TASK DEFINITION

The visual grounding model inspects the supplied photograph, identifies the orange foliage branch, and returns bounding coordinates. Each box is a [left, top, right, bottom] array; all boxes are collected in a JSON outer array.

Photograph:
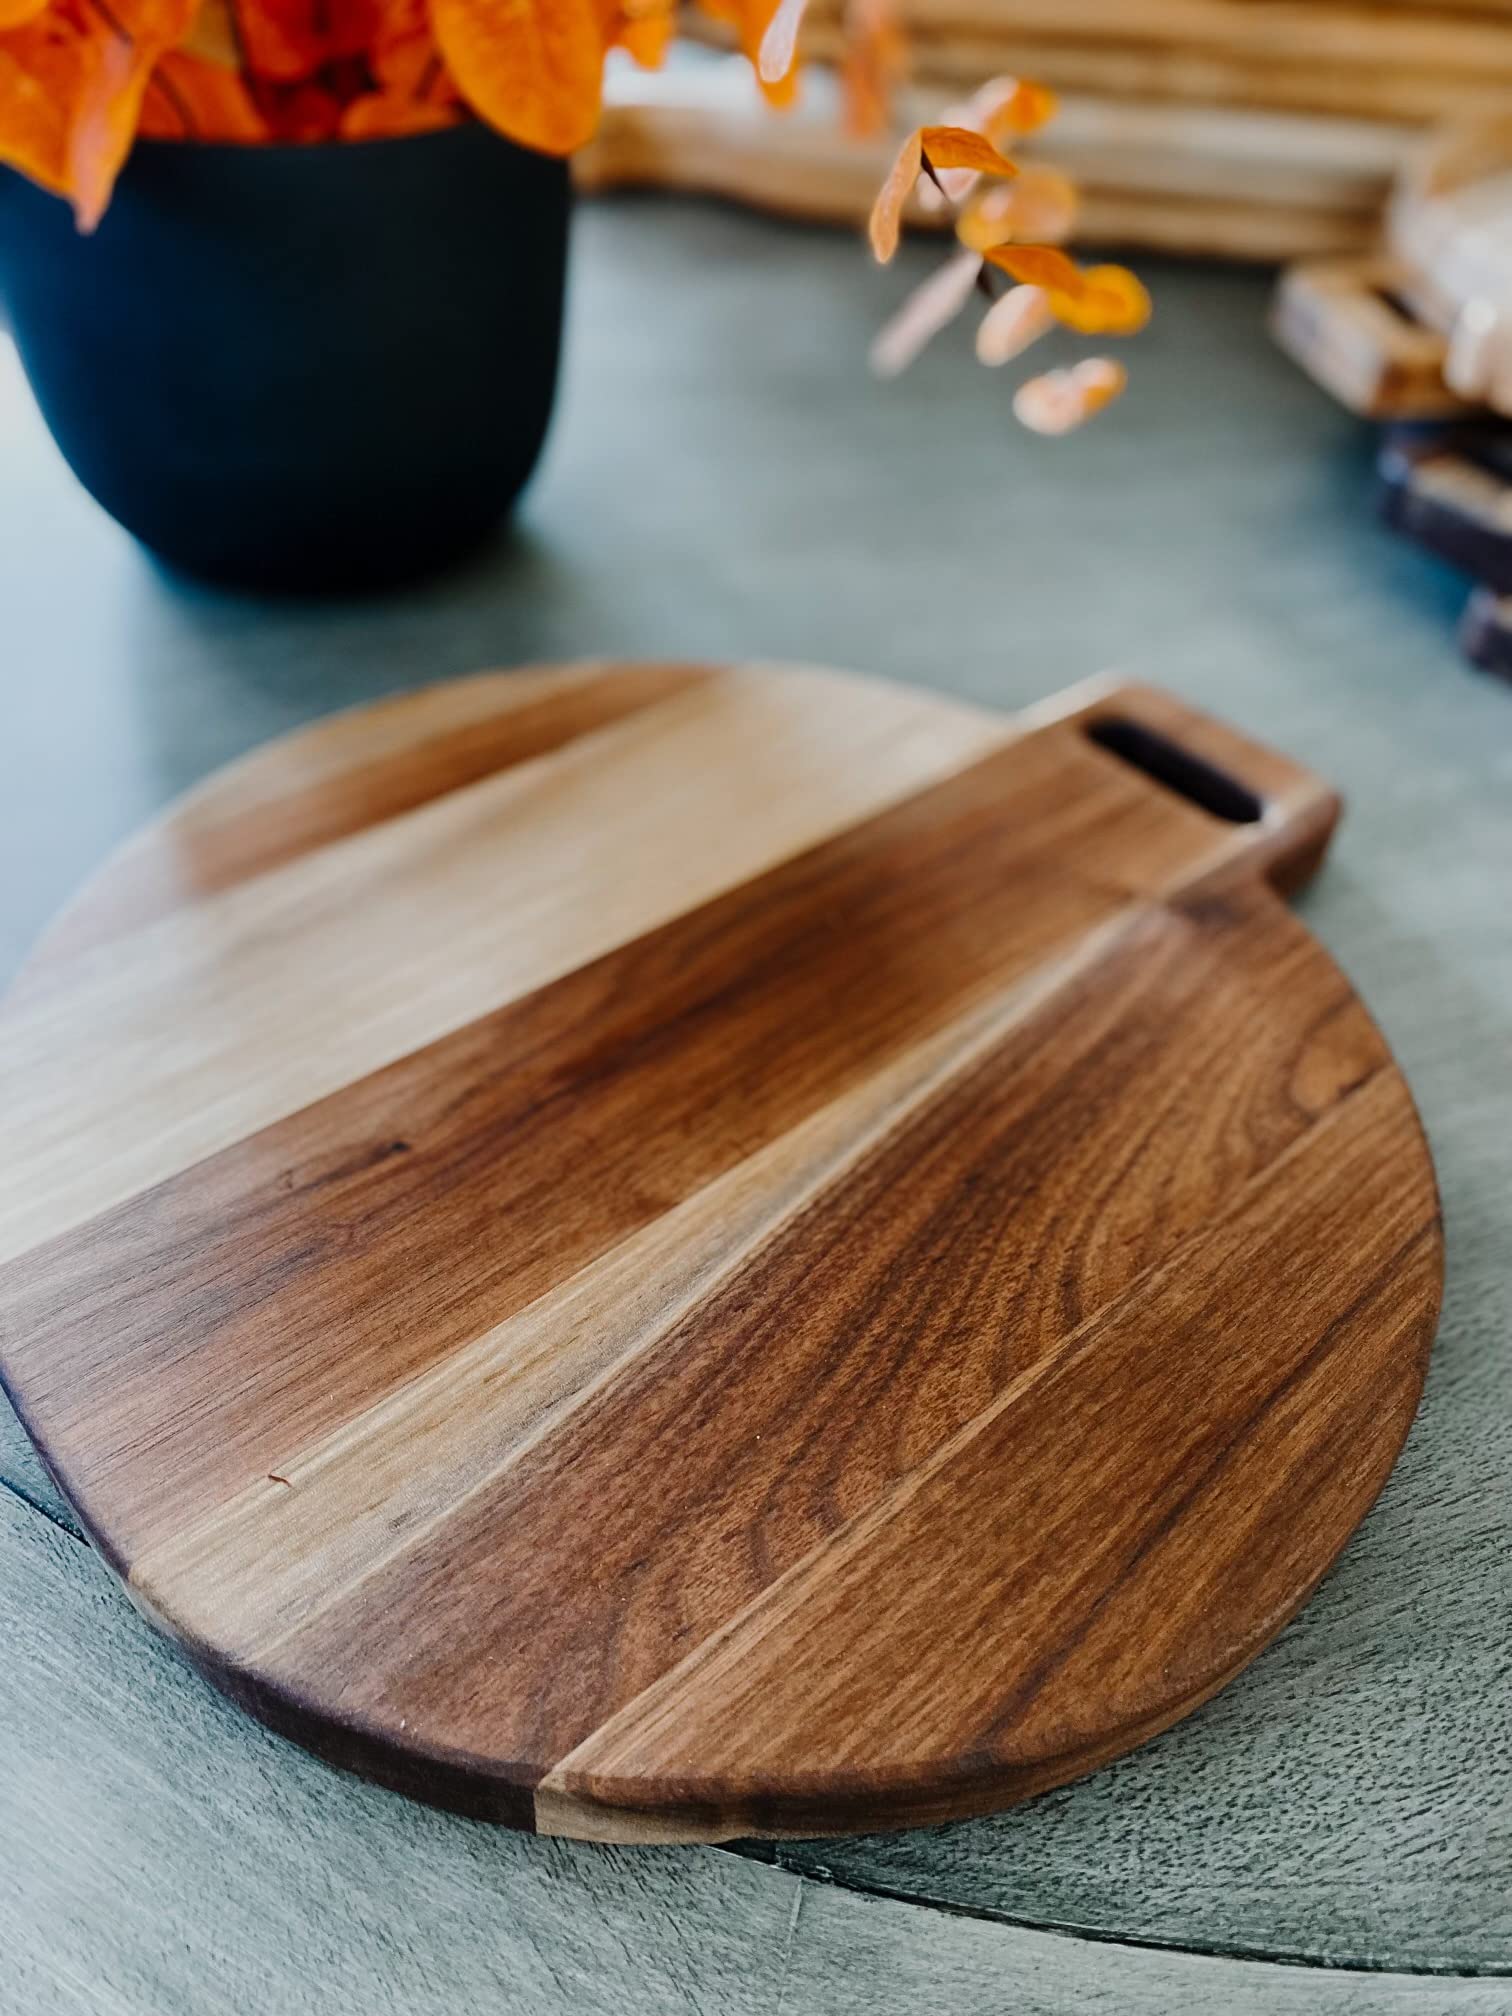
[[865, 73, 1149, 431], [0, 0, 1151, 433]]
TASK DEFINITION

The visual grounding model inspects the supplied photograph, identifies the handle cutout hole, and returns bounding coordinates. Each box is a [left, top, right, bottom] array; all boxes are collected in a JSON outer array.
[[1086, 717, 1264, 824]]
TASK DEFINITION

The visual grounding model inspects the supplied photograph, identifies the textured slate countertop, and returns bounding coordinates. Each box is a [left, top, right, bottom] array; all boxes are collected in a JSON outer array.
[[1, 197, 1508, 2012]]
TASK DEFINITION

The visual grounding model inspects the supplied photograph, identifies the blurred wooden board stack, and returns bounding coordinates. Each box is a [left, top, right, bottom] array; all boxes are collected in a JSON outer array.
[[1388, 115, 1512, 404], [793, 0, 1512, 125], [1269, 255, 1471, 417], [592, 0, 1512, 259], [1379, 424, 1512, 591], [1273, 122, 1512, 419], [583, 50, 1407, 258], [1379, 425, 1512, 679], [1272, 121, 1512, 684], [1459, 582, 1512, 675]]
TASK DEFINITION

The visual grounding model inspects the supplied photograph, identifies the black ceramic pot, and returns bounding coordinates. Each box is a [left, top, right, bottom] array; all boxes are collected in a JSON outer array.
[[0, 125, 569, 591]]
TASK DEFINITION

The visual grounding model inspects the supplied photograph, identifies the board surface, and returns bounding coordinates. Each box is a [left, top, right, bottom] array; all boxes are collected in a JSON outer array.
[[0, 661, 1443, 1843]]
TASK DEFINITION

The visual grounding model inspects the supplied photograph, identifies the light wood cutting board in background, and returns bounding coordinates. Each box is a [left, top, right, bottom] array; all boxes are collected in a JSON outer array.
[[578, 56, 1406, 259], [0, 663, 1443, 1842]]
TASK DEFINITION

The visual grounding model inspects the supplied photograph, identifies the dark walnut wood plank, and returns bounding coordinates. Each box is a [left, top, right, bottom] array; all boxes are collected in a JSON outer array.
[[0, 663, 1442, 1842], [540, 1072, 1439, 1841], [239, 887, 1391, 1783]]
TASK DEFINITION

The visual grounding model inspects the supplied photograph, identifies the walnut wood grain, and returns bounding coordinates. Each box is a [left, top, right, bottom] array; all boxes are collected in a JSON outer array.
[[0, 662, 1442, 1842], [0, 662, 1005, 1267], [18, 661, 713, 988]]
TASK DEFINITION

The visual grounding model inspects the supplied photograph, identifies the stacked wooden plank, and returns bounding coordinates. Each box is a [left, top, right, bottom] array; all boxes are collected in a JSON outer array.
[[795, 0, 1512, 124], [1269, 254, 1471, 415], [641, 0, 1512, 257], [1271, 120, 1512, 681], [584, 48, 1407, 258]]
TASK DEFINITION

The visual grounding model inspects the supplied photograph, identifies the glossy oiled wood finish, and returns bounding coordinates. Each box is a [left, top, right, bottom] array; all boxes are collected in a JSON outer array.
[[18, 660, 711, 985], [0, 662, 1443, 1843]]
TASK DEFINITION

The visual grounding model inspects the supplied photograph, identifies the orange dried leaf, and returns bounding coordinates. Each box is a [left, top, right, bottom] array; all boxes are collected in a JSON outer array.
[[756, 59, 797, 106], [982, 75, 1056, 144], [256, 76, 347, 136], [1075, 356, 1127, 411], [432, 0, 606, 155], [912, 162, 949, 212], [62, 0, 198, 228], [1013, 369, 1081, 435], [175, 0, 240, 69], [871, 121, 1014, 258], [839, 0, 903, 139], [1072, 262, 1152, 335], [698, 0, 797, 104], [956, 163, 1076, 252], [870, 247, 981, 378], [341, 88, 460, 135], [955, 182, 1014, 252], [1014, 356, 1127, 434], [114, 0, 203, 52], [138, 48, 268, 134], [756, 0, 804, 83], [234, 0, 377, 82], [614, 0, 675, 67], [988, 247, 1149, 334], [0, 21, 77, 195], [975, 281, 1052, 365], [1045, 282, 1146, 335], [868, 122, 919, 262], [912, 78, 1023, 203], [839, 40, 884, 136], [1003, 162, 1076, 244], [67, 42, 155, 227], [983, 241, 1080, 293], [368, 0, 439, 91], [917, 123, 1014, 178]]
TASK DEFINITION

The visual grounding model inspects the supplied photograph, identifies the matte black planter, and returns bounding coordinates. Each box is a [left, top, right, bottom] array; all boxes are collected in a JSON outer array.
[[0, 126, 569, 591]]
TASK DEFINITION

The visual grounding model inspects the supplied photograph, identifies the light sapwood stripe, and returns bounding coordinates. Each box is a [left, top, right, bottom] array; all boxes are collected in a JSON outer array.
[[16, 662, 715, 988], [0, 664, 1011, 1269], [129, 908, 1150, 1662], [536, 1070, 1432, 1839]]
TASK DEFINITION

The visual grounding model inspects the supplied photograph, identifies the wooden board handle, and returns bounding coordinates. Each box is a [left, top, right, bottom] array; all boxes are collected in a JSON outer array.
[[1031, 676, 1343, 898]]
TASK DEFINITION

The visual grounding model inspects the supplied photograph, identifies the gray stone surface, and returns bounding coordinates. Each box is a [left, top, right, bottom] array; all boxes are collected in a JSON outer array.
[[1, 197, 1508, 2001], [3, 1494, 1507, 2016]]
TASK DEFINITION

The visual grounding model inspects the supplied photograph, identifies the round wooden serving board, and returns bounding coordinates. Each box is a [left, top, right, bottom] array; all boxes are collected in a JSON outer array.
[[0, 661, 1443, 1844]]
